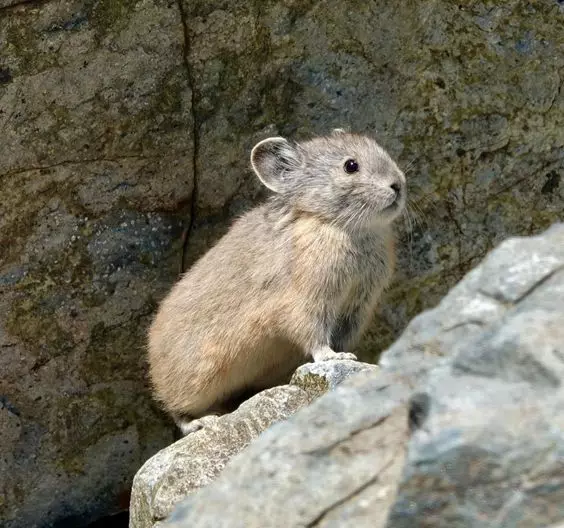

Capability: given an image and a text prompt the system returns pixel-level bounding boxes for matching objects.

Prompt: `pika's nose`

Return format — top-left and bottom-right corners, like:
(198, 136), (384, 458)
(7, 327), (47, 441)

(390, 182), (401, 196)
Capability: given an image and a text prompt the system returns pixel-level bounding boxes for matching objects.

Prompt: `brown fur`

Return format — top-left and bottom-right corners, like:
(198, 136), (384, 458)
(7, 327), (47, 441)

(147, 130), (406, 432)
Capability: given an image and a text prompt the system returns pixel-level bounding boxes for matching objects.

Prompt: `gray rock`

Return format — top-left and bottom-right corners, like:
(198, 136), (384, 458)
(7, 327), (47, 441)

(129, 385), (313, 528)
(290, 359), (379, 397)
(0, 1), (189, 525)
(380, 223), (564, 382)
(383, 223), (564, 527)
(129, 360), (379, 528)
(165, 371), (410, 528)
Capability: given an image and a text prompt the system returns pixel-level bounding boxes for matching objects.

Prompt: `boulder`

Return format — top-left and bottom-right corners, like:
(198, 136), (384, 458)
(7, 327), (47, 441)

(165, 371), (410, 528)
(385, 222), (564, 527)
(129, 385), (313, 528)
(129, 359), (378, 528)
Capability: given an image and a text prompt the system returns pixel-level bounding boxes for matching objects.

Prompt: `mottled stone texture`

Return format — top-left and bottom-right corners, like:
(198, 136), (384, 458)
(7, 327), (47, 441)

(129, 385), (313, 528)
(0, 0), (563, 526)
(165, 371), (410, 528)
(0, 1), (190, 526)
(129, 359), (377, 528)
(290, 358), (379, 397)
(383, 223), (564, 527)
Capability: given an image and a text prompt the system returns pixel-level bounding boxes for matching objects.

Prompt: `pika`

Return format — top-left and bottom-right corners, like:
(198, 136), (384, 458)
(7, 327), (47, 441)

(148, 129), (406, 434)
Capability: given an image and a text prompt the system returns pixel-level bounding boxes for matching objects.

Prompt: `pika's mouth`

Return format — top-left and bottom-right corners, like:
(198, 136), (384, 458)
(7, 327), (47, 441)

(383, 193), (403, 212)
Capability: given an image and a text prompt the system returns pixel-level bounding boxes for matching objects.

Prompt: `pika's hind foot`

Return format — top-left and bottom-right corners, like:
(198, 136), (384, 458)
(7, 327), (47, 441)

(176, 414), (220, 436)
(311, 346), (357, 362)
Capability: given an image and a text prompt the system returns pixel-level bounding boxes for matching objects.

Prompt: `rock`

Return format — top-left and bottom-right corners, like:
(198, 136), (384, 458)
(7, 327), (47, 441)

(129, 360), (379, 528)
(290, 359), (379, 397)
(384, 223), (564, 527)
(129, 385), (313, 528)
(158, 223), (564, 527)
(380, 222), (564, 382)
(0, 1), (190, 525)
(1, 0), (563, 525)
(165, 371), (410, 528)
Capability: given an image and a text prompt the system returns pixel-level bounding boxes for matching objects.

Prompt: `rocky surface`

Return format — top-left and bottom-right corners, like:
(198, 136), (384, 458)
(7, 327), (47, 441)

(129, 385), (313, 528)
(155, 224), (564, 527)
(1, 0), (563, 526)
(385, 222), (564, 527)
(1, 1), (189, 526)
(165, 371), (410, 528)
(129, 359), (376, 528)
(290, 358), (379, 397)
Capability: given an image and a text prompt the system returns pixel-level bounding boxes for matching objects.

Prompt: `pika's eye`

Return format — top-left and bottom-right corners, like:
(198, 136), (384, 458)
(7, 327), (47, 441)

(344, 159), (359, 174)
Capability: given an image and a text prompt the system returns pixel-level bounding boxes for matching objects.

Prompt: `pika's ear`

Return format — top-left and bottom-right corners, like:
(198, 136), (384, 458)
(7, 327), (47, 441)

(250, 137), (302, 193)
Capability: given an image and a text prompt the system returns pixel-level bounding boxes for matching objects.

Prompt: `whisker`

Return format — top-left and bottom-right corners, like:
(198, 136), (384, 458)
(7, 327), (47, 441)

(403, 157), (418, 175)
(346, 201), (368, 231)
(406, 201), (426, 229)
(402, 206), (415, 269)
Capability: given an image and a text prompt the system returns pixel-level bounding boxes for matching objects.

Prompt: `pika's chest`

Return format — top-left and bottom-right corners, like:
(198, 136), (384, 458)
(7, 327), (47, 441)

(290, 222), (393, 291)
(339, 232), (394, 297)
(348, 232), (393, 275)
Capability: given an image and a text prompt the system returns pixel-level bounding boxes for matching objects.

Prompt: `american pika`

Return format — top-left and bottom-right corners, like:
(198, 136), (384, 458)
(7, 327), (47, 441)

(148, 129), (406, 434)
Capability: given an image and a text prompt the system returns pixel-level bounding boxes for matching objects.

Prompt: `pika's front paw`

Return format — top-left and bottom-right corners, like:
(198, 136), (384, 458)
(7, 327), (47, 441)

(311, 346), (358, 362)
(325, 351), (358, 361)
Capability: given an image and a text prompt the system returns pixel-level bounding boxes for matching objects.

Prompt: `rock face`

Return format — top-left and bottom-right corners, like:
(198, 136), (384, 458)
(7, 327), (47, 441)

(165, 371), (411, 528)
(384, 223), (564, 527)
(129, 359), (378, 528)
(1, 1), (189, 526)
(129, 385), (313, 528)
(155, 224), (564, 527)
(1, 0), (563, 526)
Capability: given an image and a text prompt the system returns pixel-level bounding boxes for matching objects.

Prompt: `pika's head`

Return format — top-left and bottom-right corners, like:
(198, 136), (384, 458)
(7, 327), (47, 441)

(251, 129), (406, 230)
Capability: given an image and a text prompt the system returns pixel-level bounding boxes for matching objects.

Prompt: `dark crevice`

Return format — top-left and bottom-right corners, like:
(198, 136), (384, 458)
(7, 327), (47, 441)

(444, 198), (464, 236)
(1, 154), (158, 180)
(176, 0), (200, 276)
(476, 288), (508, 305)
(543, 70), (562, 115)
(305, 455), (398, 527)
(443, 320), (487, 333)
(0, 0), (51, 13)
(476, 264), (564, 308)
(512, 264), (564, 304)
(491, 170), (541, 197)
(541, 171), (561, 195)
(84, 510), (128, 528)
(408, 392), (430, 433)
(302, 411), (391, 456)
